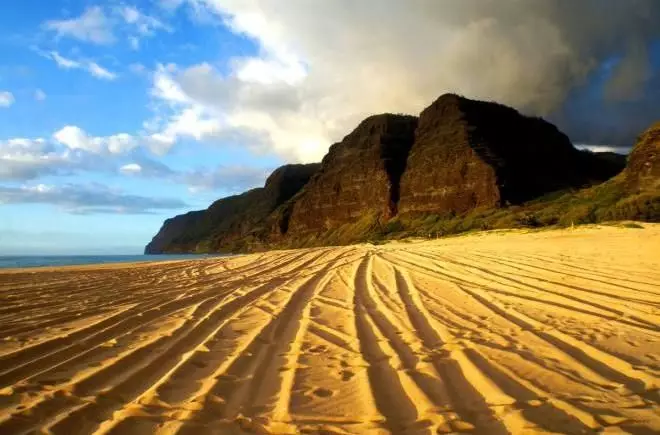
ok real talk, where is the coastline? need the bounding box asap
[0,225,658,433]
[0,254,229,273]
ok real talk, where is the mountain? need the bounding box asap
[273,114,418,238]
[145,94,653,254]
[145,163,319,254]
[398,94,621,216]
[625,121,660,191]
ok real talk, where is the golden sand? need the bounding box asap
[0,225,659,434]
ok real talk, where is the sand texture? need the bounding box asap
[0,225,659,434]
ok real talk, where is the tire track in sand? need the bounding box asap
[172,247,361,435]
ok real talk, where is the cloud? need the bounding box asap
[35,89,47,101]
[0,125,142,181]
[0,183,187,214]
[49,51,81,69]
[147,63,316,160]
[0,138,69,180]
[1,129,271,196]
[44,6,115,45]
[120,154,270,194]
[575,144,632,154]
[43,5,170,50]
[53,126,138,154]
[159,0,660,159]
[119,5,170,50]
[180,165,271,193]
[119,6,168,35]
[0,91,15,108]
[119,163,143,175]
[0,134,126,181]
[87,62,118,80]
[41,51,118,81]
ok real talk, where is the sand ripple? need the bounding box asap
[0,225,659,434]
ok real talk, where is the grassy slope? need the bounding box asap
[259,174,660,250]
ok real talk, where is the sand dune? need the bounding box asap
[0,225,659,434]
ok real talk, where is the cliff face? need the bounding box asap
[144,210,206,254]
[144,163,319,254]
[277,114,418,236]
[398,94,615,216]
[626,121,660,191]
[146,94,641,254]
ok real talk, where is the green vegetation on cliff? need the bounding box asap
[146,95,659,254]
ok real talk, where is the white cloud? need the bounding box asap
[42,51,118,81]
[49,51,81,69]
[44,6,115,44]
[182,165,271,193]
[120,163,143,174]
[53,126,137,154]
[147,62,322,161]
[106,133,138,154]
[1,131,271,195]
[1,128,141,181]
[88,62,118,80]
[117,6,170,50]
[151,65,189,104]
[35,89,47,101]
[0,91,15,108]
[162,108,221,141]
[144,106,224,155]
[120,156,270,194]
[0,183,187,214]
[158,0,660,161]
[120,6,141,24]
[44,5,170,51]
[53,126,98,152]
[119,6,168,35]
[0,137,76,180]
[575,144,631,154]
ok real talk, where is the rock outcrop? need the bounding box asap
[625,121,660,191]
[398,94,618,216]
[276,114,418,236]
[146,94,643,254]
[145,163,319,254]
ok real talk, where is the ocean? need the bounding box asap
[0,255,222,269]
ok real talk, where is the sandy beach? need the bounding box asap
[0,225,659,434]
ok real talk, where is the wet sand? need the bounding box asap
[0,225,659,434]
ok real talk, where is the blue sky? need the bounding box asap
[1,1,659,254]
[0,0,283,254]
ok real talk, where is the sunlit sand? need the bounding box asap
[1,225,659,434]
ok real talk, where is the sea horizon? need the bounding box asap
[0,254,223,269]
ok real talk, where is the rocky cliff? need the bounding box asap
[398,94,619,216]
[625,121,660,191]
[275,114,418,237]
[144,163,319,254]
[146,94,645,254]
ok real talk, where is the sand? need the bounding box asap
[0,225,659,435]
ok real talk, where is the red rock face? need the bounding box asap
[280,114,418,236]
[146,94,631,254]
[398,95,501,215]
[398,94,587,216]
[144,163,319,254]
[626,122,660,191]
